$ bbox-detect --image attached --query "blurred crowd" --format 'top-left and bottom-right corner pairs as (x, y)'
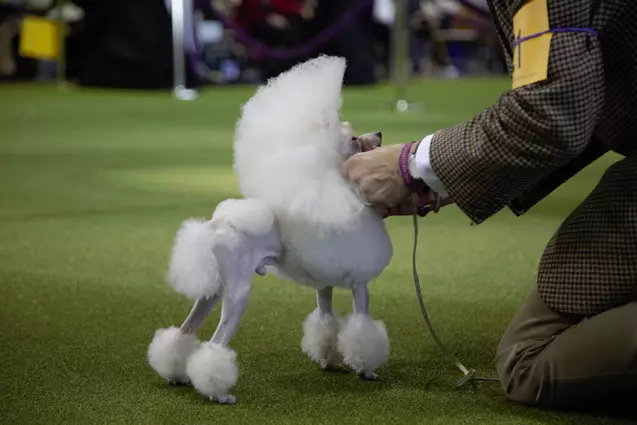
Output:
(0, 0), (507, 87)
(223, 0), (504, 82)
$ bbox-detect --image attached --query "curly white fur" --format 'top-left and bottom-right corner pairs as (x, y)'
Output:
(167, 218), (220, 300)
(337, 314), (390, 375)
(234, 55), (365, 229)
(187, 342), (238, 404)
(147, 327), (199, 384)
(211, 198), (276, 236)
(301, 308), (343, 368)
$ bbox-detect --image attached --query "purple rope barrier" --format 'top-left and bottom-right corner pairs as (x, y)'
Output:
(213, 0), (374, 60)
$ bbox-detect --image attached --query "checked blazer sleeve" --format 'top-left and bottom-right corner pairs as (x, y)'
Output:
(429, 10), (605, 225)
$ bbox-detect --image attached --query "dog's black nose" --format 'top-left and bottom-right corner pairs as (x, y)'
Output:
(376, 131), (382, 146)
(376, 131), (382, 138)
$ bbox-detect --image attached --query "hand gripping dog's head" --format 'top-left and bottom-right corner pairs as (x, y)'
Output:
(233, 56), (379, 229)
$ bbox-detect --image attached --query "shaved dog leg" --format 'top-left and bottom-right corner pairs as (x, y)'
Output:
(317, 286), (341, 371)
(180, 295), (220, 334)
(302, 286), (342, 370)
(350, 282), (385, 381)
(210, 283), (251, 348)
(197, 282), (250, 404)
(317, 287), (333, 315)
(352, 283), (370, 315)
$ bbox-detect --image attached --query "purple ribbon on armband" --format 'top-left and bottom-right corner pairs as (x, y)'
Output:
(512, 27), (599, 49)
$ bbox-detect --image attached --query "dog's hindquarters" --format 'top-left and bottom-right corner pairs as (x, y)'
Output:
(184, 233), (259, 404)
(148, 199), (281, 404)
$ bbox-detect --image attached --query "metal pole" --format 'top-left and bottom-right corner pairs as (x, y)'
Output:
(389, 0), (421, 112)
(171, 0), (197, 100)
(391, 0), (407, 105)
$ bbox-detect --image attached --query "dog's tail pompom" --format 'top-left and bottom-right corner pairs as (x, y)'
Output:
(147, 327), (200, 384)
(301, 308), (343, 369)
(337, 314), (390, 375)
(186, 342), (238, 403)
(168, 218), (221, 300)
(234, 55), (364, 228)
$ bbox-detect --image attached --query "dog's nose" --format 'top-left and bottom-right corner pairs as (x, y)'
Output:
(376, 131), (382, 146)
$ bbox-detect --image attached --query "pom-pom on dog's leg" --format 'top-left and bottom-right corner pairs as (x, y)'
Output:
(301, 287), (343, 371)
(187, 273), (252, 404)
(147, 295), (219, 385)
(337, 282), (390, 380)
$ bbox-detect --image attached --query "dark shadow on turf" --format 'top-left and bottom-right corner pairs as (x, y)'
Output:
(272, 368), (390, 396)
(152, 380), (216, 406)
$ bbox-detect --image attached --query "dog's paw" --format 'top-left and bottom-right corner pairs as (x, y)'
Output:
(187, 342), (238, 402)
(148, 327), (199, 384)
(337, 314), (390, 376)
(211, 394), (237, 404)
(167, 378), (190, 386)
(320, 362), (346, 373)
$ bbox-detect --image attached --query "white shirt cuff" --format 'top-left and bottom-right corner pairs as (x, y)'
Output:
(414, 134), (449, 199)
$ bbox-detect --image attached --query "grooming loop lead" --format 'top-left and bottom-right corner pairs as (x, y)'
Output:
(411, 194), (499, 388)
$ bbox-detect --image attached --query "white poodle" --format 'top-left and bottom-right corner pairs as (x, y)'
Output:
(147, 56), (393, 404)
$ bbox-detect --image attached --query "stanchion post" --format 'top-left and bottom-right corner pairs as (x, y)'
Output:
(171, 0), (185, 94)
(171, 0), (197, 100)
(389, 0), (421, 112)
(391, 0), (407, 106)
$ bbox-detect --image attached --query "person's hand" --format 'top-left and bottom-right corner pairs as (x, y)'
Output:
(342, 143), (414, 207)
(373, 195), (417, 218)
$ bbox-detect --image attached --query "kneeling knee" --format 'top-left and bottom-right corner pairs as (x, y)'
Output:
(496, 346), (545, 407)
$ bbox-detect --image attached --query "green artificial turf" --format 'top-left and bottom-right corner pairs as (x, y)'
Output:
(0, 80), (627, 424)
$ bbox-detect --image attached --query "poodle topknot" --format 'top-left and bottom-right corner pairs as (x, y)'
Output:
(234, 55), (365, 229)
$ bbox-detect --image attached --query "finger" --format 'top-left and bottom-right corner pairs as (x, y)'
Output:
(439, 197), (454, 208)
(341, 153), (364, 180)
(341, 160), (352, 180)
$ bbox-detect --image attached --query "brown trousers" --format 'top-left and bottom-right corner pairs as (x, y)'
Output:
(495, 154), (637, 411)
(495, 287), (637, 410)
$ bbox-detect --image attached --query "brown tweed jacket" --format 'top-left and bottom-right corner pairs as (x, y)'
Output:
(429, 0), (637, 315)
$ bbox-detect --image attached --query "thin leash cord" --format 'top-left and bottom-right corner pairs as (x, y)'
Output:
(411, 212), (499, 388)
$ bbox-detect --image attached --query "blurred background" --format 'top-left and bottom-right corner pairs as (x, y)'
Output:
(0, 0), (507, 88)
